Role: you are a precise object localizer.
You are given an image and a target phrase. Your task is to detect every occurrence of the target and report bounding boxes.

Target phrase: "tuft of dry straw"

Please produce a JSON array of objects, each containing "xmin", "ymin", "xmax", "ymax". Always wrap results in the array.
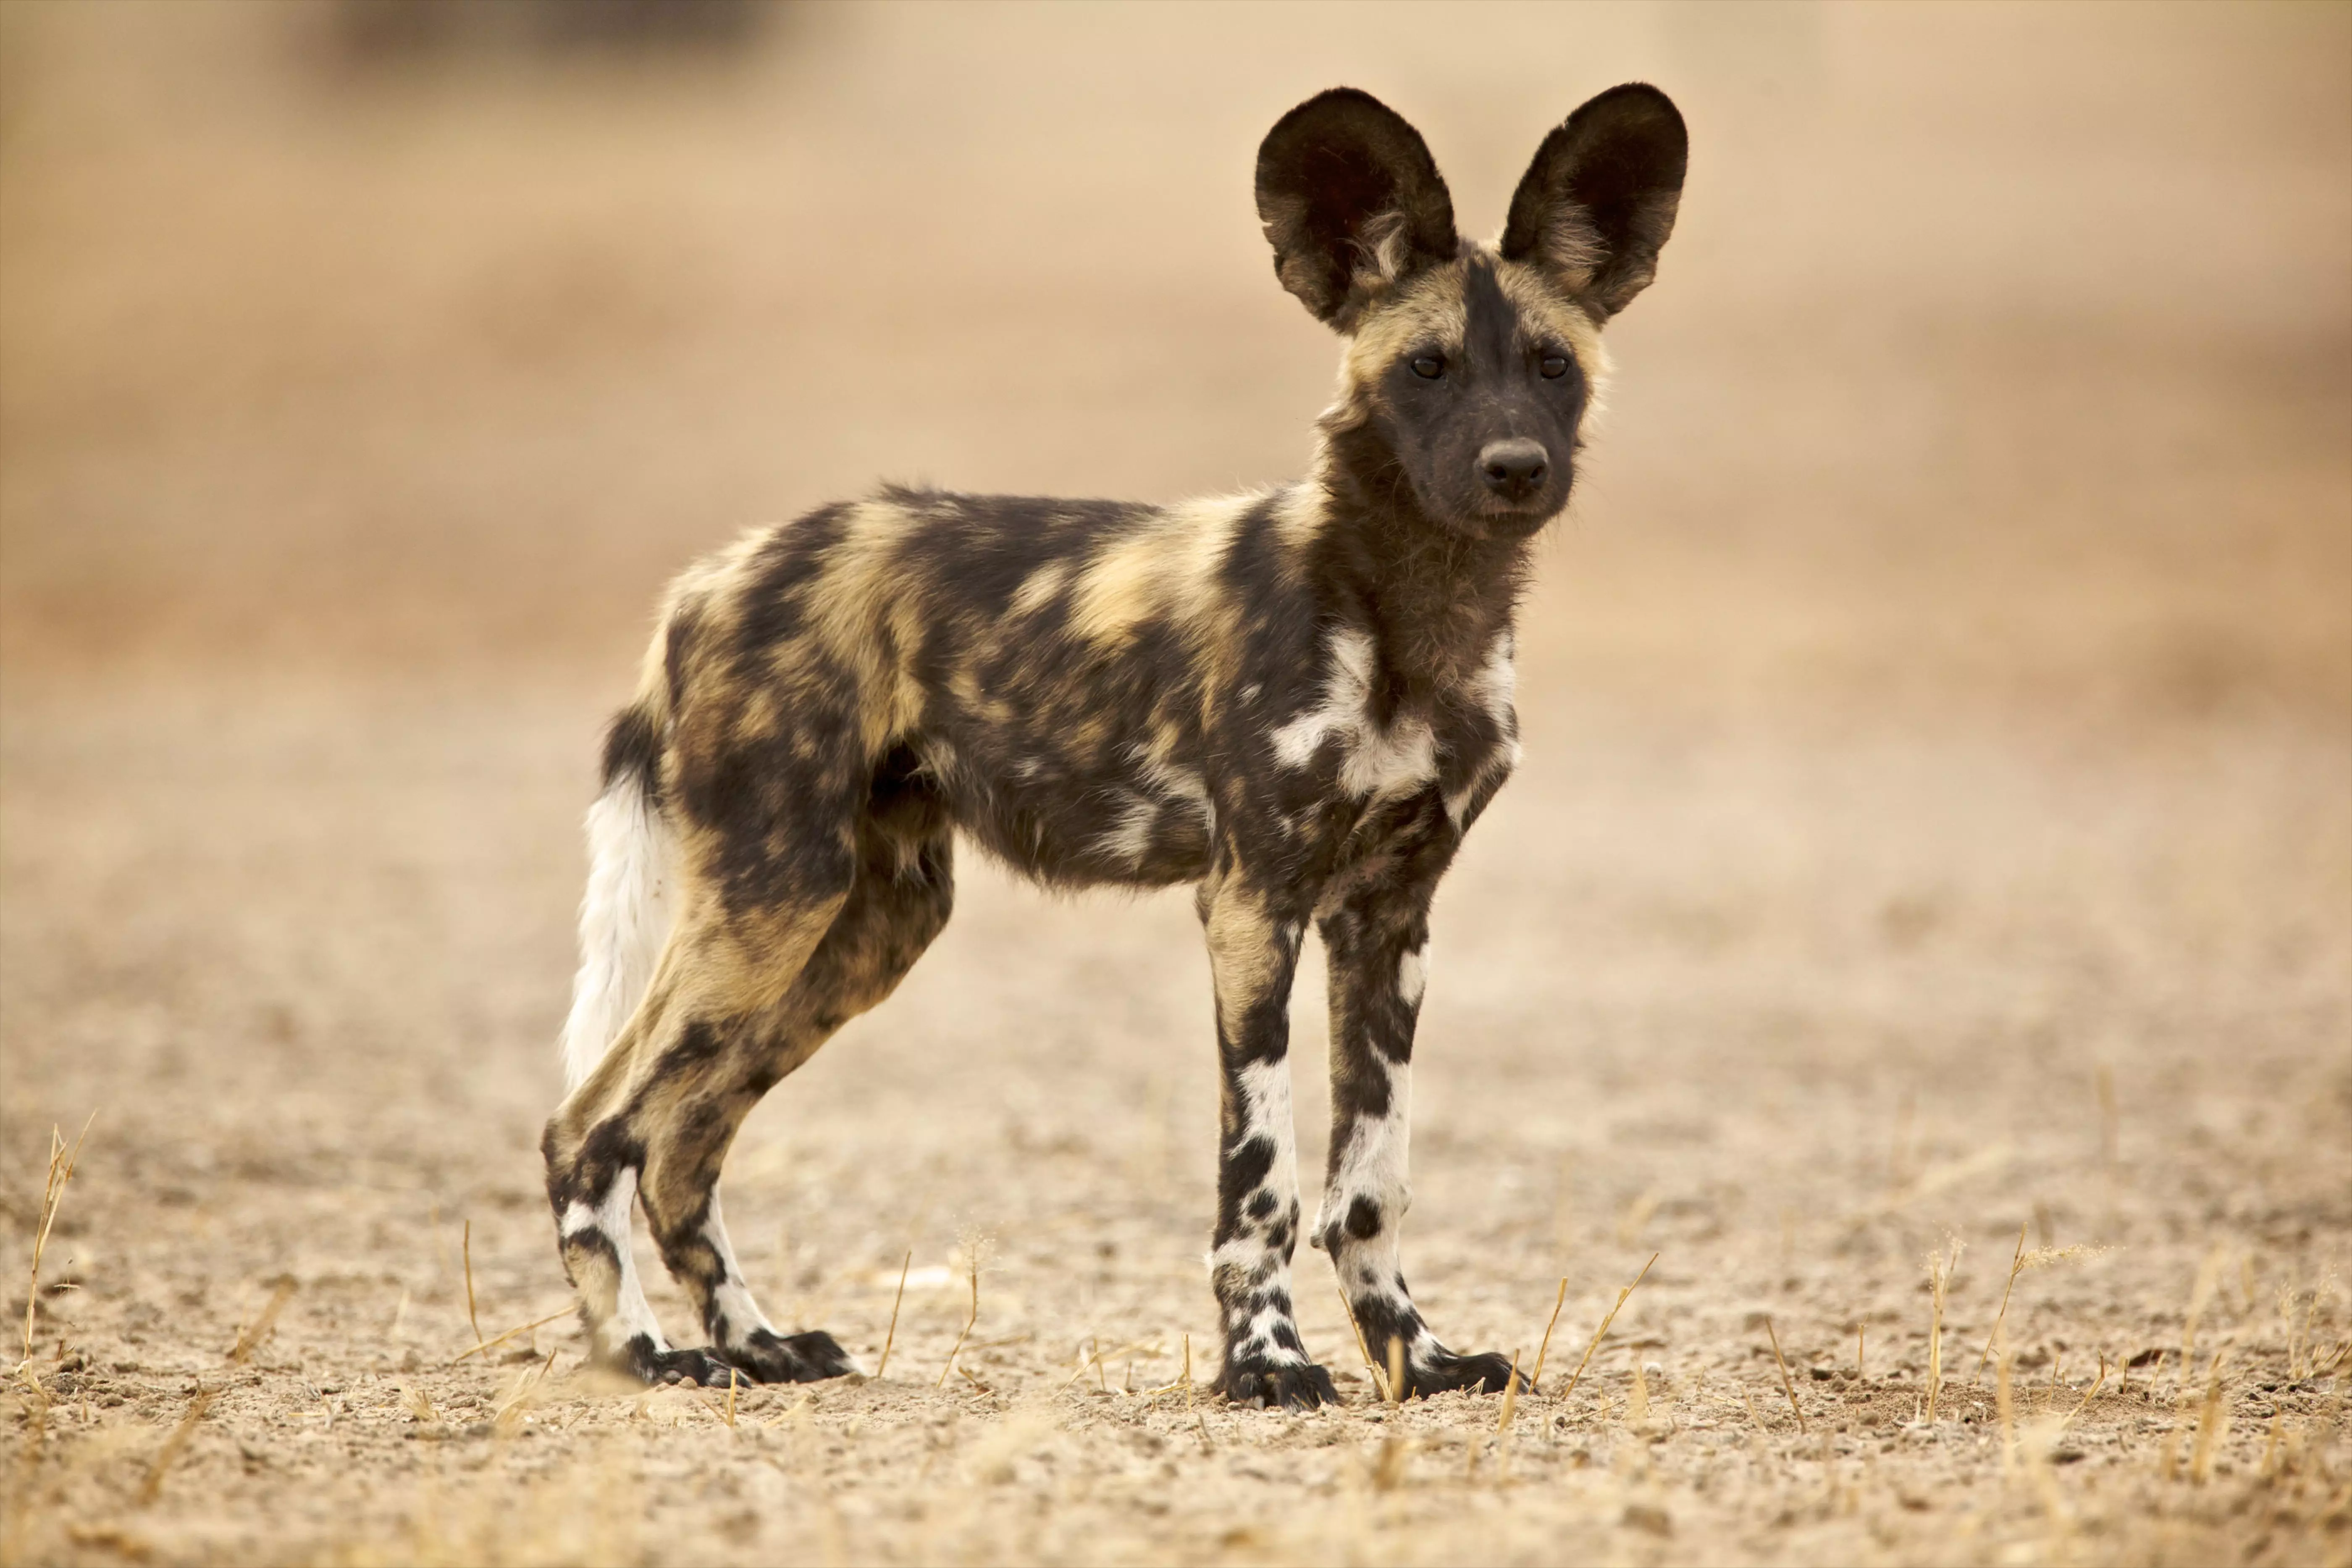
[
  {"xmin": 1924, "ymin": 1237, "xmax": 1962, "ymax": 1422},
  {"xmin": 1974, "ymin": 1230, "xmax": 2113, "ymax": 1386},
  {"xmin": 874, "ymin": 1251, "xmax": 911, "ymax": 1379},
  {"xmin": 18, "ymin": 1114, "xmax": 95, "ymax": 1367},
  {"xmin": 2187, "ymin": 1351, "xmax": 2231, "ymax": 1484},
  {"xmin": 934, "ymin": 1249, "xmax": 979, "ymax": 1389},
  {"xmin": 493, "ymin": 1347, "xmax": 561, "ymax": 1437},
  {"xmin": 1763, "ymin": 1316, "xmax": 1807, "ymax": 1434},
  {"xmin": 228, "ymin": 1275, "xmax": 297, "ymax": 1366},
  {"xmin": 1528, "ymin": 1277, "xmax": 1569, "ymax": 1392},
  {"xmin": 138, "ymin": 1384, "xmax": 216, "ymax": 1505},
  {"xmin": 1558, "ymin": 1252, "xmax": 1658, "ymax": 1405}
]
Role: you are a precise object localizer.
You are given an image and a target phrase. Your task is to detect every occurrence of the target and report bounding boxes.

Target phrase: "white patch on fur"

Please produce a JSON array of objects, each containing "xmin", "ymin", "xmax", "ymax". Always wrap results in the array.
[
  {"xmin": 1312, "ymin": 1057, "xmax": 1412, "ymax": 1253},
  {"xmin": 1206, "ymin": 1056, "xmax": 1302, "ymax": 1284},
  {"xmin": 1235, "ymin": 1058, "xmax": 1297, "ymax": 1181},
  {"xmin": 563, "ymin": 1169, "xmax": 667, "ymax": 1354},
  {"xmin": 701, "ymin": 1190, "xmax": 774, "ymax": 1345},
  {"xmin": 1270, "ymin": 628, "xmax": 1437, "ymax": 800},
  {"xmin": 1473, "ymin": 634, "xmax": 1517, "ymax": 730},
  {"xmin": 560, "ymin": 780, "xmax": 676, "ymax": 1091},
  {"xmin": 1445, "ymin": 635, "xmax": 1522, "ymax": 823},
  {"xmin": 1396, "ymin": 945, "xmax": 1428, "ymax": 1009}
]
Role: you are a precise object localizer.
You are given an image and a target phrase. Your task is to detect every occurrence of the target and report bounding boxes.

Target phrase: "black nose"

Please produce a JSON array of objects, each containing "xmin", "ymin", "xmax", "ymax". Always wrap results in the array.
[{"xmin": 1478, "ymin": 438, "xmax": 1549, "ymax": 499}]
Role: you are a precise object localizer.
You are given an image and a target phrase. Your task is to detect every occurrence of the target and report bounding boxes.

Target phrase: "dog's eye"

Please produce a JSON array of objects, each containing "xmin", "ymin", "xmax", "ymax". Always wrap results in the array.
[
  {"xmin": 1410, "ymin": 355, "xmax": 1445, "ymax": 379},
  {"xmin": 1540, "ymin": 353, "xmax": 1571, "ymax": 380}
]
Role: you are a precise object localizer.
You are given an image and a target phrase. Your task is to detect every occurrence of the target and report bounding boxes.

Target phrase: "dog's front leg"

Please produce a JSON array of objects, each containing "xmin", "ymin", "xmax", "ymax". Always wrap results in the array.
[
  {"xmin": 1197, "ymin": 865, "xmax": 1335, "ymax": 1409},
  {"xmin": 1315, "ymin": 879, "xmax": 1520, "ymax": 1398}
]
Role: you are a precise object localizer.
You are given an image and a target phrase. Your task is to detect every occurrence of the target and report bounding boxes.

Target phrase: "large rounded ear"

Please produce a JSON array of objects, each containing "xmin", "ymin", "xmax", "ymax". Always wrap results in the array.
[
  {"xmin": 1500, "ymin": 84, "xmax": 1687, "ymax": 320},
  {"xmin": 1255, "ymin": 88, "xmax": 1458, "ymax": 332}
]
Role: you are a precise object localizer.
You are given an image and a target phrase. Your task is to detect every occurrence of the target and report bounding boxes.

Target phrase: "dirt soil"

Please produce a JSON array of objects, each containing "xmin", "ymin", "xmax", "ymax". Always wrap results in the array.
[{"xmin": 3, "ymin": 6, "xmax": 2348, "ymax": 1565}]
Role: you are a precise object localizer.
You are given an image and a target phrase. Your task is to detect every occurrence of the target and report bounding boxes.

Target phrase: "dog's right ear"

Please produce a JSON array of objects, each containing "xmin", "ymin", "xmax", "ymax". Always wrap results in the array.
[{"xmin": 1256, "ymin": 88, "xmax": 1458, "ymax": 333}]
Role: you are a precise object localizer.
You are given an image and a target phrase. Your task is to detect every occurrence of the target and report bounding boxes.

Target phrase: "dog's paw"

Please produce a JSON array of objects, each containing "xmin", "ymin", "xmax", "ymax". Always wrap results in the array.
[
  {"xmin": 1400, "ymin": 1347, "xmax": 1523, "ymax": 1399},
  {"xmin": 722, "ymin": 1328, "xmax": 860, "ymax": 1384},
  {"xmin": 1215, "ymin": 1356, "xmax": 1339, "ymax": 1410},
  {"xmin": 607, "ymin": 1339, "xmax": 745, "ymax": 1389}
]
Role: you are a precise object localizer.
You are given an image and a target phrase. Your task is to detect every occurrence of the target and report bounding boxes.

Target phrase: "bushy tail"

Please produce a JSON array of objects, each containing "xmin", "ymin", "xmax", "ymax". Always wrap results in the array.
[{"xmin": 559, "ymin": 688, "xmax": 677, "ymax": 1094}]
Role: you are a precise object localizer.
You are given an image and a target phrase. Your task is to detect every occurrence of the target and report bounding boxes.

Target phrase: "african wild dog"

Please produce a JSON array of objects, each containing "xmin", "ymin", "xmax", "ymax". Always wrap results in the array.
[{"xmin": 544, "ymin": 84, "xmax": 1686, "ymax": 1408}]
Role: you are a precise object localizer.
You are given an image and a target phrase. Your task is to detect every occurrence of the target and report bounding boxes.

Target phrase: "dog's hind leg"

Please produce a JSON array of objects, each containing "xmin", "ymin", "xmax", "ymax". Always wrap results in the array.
[
  {"xmin": 543, "ymin": 754, "xmax": 866, "ymax": 1387},
  {"xmin": 645, "ymin": 767, "xmax": 954, "ymax": 1382}
]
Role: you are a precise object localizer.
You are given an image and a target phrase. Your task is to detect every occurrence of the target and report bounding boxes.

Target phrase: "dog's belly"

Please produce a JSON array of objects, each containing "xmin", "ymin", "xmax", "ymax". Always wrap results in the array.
[{"xmin": 918, "ymin": 728, "xmax": 1216, "ymax": 890}]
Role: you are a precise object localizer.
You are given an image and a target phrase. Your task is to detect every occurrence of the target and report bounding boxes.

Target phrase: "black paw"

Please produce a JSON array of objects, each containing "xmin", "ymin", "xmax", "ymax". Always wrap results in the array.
[
  {"xmin": 721, "ymin": 1328, "xmax": 860, "ymax": 1384},
  {"xmin": 609, "ymin": 1339, "xmax": 744, "ymax": 1389},
  {"xmin": 1399, "ymin": 1347, "xmax": 1524, "ymax": 1399},
  {"xmin": 1214, "ymin": 1357, "xmax": 1339, "ymax": 1410}
]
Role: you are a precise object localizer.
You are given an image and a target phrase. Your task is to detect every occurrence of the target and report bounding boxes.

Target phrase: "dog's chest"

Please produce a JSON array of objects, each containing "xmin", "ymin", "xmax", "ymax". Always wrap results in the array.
[{"xmin": 1256, "ymin": 626, "xmax": 1518, "ymax": 827}]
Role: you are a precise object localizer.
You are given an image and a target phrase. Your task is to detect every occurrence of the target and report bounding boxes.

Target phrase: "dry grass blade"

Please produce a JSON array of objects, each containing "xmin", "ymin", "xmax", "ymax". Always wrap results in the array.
[
  {"xmin": 1973, "ymin": 1221, "xmax": 2029, "ymax": 1384},
  {"xmin": 2059, "ymin": 1354, "xmax": 2108, "ymax": 1432},
  {"xmin": 1763, "ymin": 1315, "xmax": 1807, "ymax": 1434},
  {"xmin": 1335, "ymin": 1285, "xmax": 1388, "ymax": 1402},
  {"xmin": 935, "ymin": 1250, "xmax": 979, "ymax": 1388},
  {"xmin": 228, "ymin": 1275, "xmax": 297, "ymax": 1366},
  {"xmin": 1924, "ymin": 1237, "xmax": 1962, "ymax": 1423},
  {"xmin": 874, "ymin": 1250, "xmax": 911, "ymax": 1379},
  {"xmin": 1385, "ymin": 1332, "xmax": 1406, "ymax": 1407},
  {"xmin": 447, "ymin": 1308, "xmax": 573, "ymax": 1365},
  {"xmin": 18, "ymin": 1113, "xmax": 96, "ymax": 1367},
  {"xmin": 1494, "ymin": 1349, "xmax": 1523, "ymax": 1433},
  {"xmin": 1528, "ymin": 1277, "xmax": 1568, "ymax": 1392},
  {"xmin": 462, "ymin": 1219, "xmax": 483, "ymax": 1353},
  {"xmin": 1559, "ymin": 1252, "xmax": 1658, "ymax": 1405},
  {"xmin": 2187, "ymin": 1351, "xmax": 2230, "ymax": 1483},
  {"xmin": 138, "ymin": 1384, "xmax": 216, "ymax": 1505}
]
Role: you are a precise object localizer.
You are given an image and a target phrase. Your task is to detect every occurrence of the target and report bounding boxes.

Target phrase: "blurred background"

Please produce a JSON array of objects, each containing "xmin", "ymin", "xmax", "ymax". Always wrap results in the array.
[
  {"xmin": 4, "ymin": 0, "xmax": 2342, "ymax": 704},
  {"xmin": 0, "ymin": 9, "xmax": 2347, "ymax": 1557}
]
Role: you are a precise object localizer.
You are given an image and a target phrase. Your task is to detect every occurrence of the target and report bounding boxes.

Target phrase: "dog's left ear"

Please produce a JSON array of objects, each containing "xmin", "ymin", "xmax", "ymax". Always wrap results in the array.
[
  {"xmin": 1501, "ymin": 84, "xmax": 1687, "ymax": 320},
  {"xmin": 1257, "ymin": 88, "xmax": 1459, "ymax": 333}
]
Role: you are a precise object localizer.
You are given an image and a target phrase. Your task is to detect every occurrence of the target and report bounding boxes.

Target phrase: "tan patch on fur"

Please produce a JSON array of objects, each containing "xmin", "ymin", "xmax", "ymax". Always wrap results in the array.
[
  {"xmin": 1009, "ymin": 559, "xmax": 1068, "ymax": 617},
  {"xmin": 1067, "ymin": 494, "xmax": 1255, "ymax": 649},
  {"xmin": 1343, "ymin": 259, "xmax": 1467, "ymax": 386},
  {"xmin": 1199, "ymin": 872, "xmax": 1283, "ymax": 1047}
]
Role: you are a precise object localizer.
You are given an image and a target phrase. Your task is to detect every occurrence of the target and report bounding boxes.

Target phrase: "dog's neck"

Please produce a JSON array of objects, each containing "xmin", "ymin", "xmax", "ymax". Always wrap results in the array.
[{"xmin": 1307, "ymin": 416, "xmax": 1535, "ymax": 712}]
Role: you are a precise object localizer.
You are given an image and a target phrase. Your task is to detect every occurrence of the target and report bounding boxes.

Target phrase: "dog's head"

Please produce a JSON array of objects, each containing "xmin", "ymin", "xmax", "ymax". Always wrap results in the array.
[{"xmin": 1257, "ymin": 85, "xmax": 1685, "ymax": 538}]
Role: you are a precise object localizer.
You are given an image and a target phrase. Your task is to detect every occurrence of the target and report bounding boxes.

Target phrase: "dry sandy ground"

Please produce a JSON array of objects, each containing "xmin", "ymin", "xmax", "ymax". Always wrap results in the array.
[{"xmin": 3, "ymin": 5, "xmax": 2349, "ymax": 1565}]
